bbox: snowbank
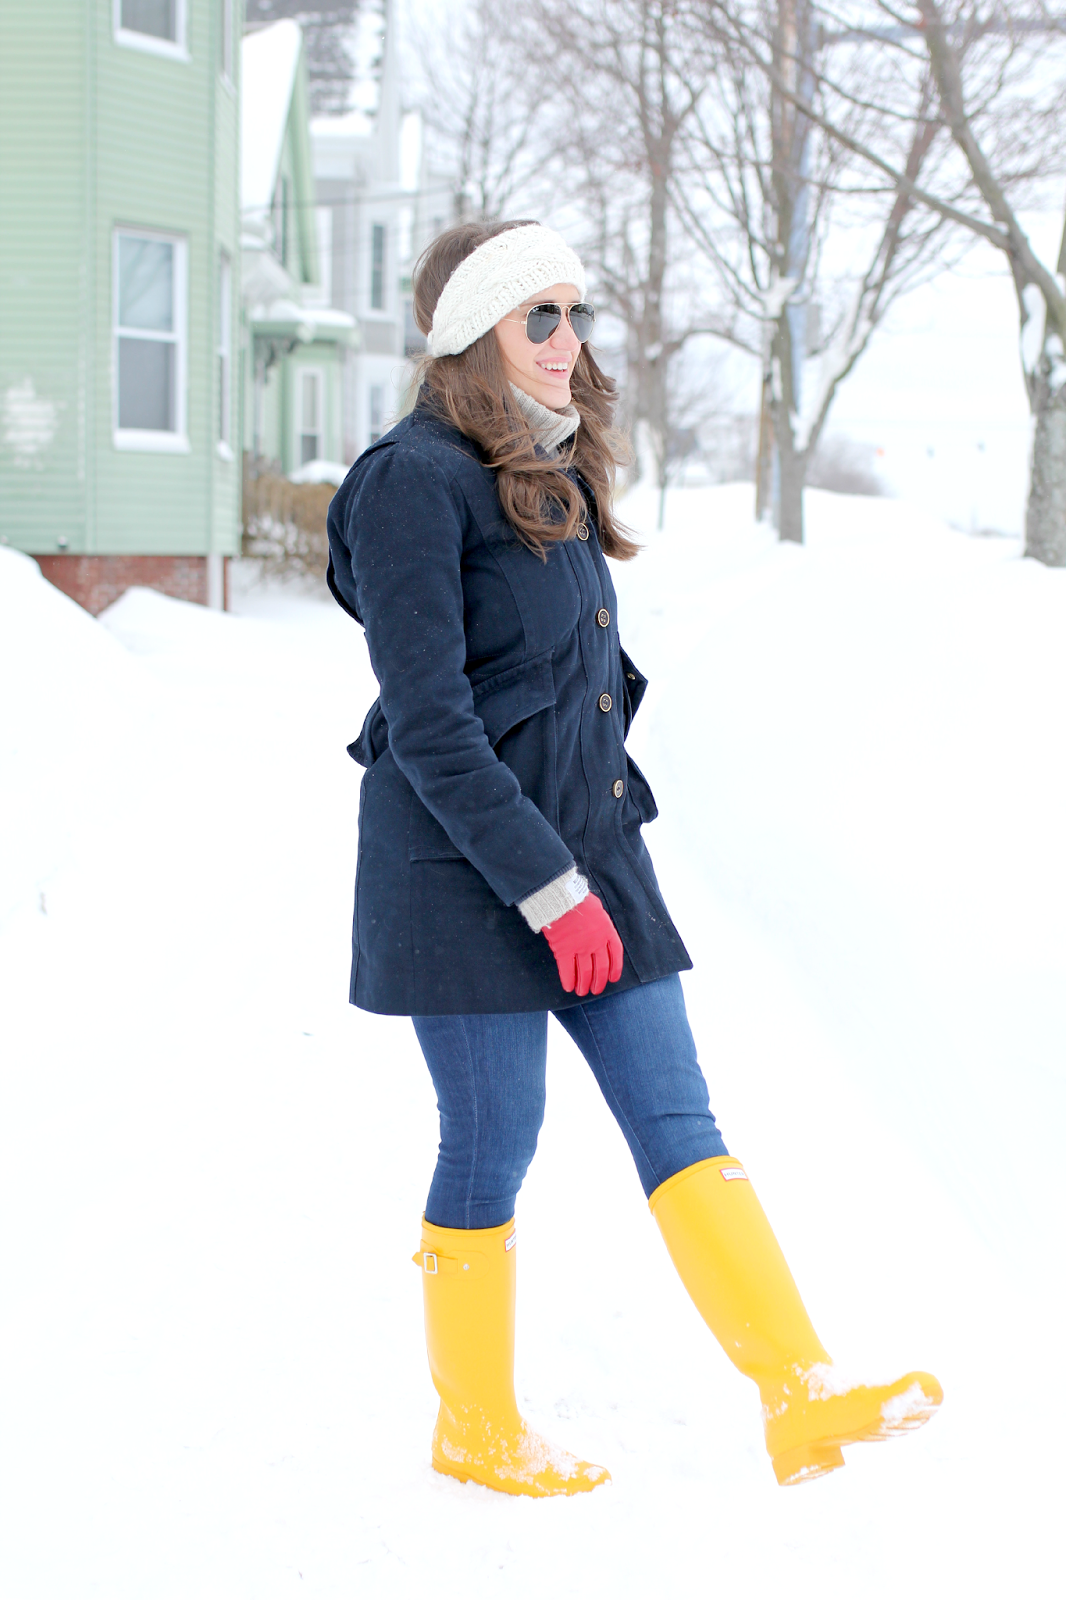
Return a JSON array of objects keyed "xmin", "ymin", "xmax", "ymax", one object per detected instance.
[
  {"xmin": 614, "ymin": 484, "xmax": 1066, "ymax": 1252},
  {"xmin": 287, "ymin": 458, "xmax": 350, "ymax": 487},
  {"xmin": 1, "ymin": 507, "xmax": 1063, "ymax": 1598},
  {"xmin": 0, "ymin": 548, "xmax": 152, "ymax": 923}
]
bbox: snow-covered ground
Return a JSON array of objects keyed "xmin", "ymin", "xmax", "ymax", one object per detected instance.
[{"xmin": 1, "ymin": 485, "xmax": 1063, "ymax": 1597}]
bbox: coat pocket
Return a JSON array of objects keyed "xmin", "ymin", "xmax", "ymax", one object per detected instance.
[
  {"xmin": 620, "ymin": 647, "xmax": 648, "ymax": 735},
  {"xmin": 348, "ymin": 697, "xmax": 389, "ymax": 768},
  {"xmin": 624, "ymin": 753, "xmax": 659, "ymax": 823},
  {"xmin": 470, "ymin": 651, "xmax": 556, "ymax": 746},
  {"xmin": 408, "ymin": 652, "xmax": 559, "ymax": 861}
]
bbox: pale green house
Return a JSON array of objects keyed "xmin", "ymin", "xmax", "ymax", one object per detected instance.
[
  {"xmin": 0, "ymin": 0, "xmax": 242, "ymax": 611},
  {"xmin": 241, "ymin": 20, "xmax": 356, "ymax": 480}
]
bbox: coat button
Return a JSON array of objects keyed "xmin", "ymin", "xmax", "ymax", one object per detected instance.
[
  {"xmin": 577, "ymin": 525, "xmax": 589, "ymax": 540},
  {"xmin": 613, "ymin": 779, "xmax": 625, "ymax": 798},
  {"xmin": 596, "ymin": 608, "xmax": 610, "ymax": 627},
  {"xmin": 598, "ymin": 692, "xmax": 613, "ymax": 712}
]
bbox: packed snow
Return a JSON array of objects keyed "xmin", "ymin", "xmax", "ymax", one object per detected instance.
[{"xmin": 1, "ymin": 484, "xmax": 1063, "ymax": 1597}]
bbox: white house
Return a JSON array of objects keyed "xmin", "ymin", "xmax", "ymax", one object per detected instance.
[{"xmin": 309, "ymin": 0, "xmax": 456, "ymax": 462}]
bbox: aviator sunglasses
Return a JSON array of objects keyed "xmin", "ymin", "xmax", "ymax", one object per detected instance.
[{"xmin": 504, "ymin": 301, "xmax": 597, "ymax": 344}]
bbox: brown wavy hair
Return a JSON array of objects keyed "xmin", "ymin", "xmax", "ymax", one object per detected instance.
[{"xmin": 411, "ymin": 221, "xmax": 638, "ymax": 561}]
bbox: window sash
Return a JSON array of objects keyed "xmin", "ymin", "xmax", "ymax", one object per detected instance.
[
  {"xmin": 369, "ymin": 383, "xmax": 384, "ymax": 443},
  {"xmin": 118, "ymin": 339, "xmax": 175, "ymax": 432},
  {"xmin": 122, "ymin": 0, "xmax": 176, "ymax": 41},
  {"xmin": 301, "ymin": 372, "xmax": 319, "ymax": 431},
  {"xmin": 297, "ymin": 369, "xmax": 323, "ymax": 466},
  {"xmin": 114, "ymin": 230, "xmax": 186, "ymax": 442},
  {"xmin": 118, "ymin": 235, "xmax": 174, "ymax": 332},
  {"xmin": 370, "ymin": 224, "xmax": 386, "ymax": 311},
  {"xmin": 115, "ymin": 0, "xmax": 186, "ymax": 54}
]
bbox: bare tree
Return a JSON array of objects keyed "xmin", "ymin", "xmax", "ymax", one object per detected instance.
[
  {"xmin": 911, "ymin": 0, "xmax": 1066, "ymax": 564},
  {"xmin": 408, "ymin": 0, "xmax": 543, "ymax": 223},
  {"xmin": 744, "ymin": 0, "xmax": 1066, "ymax": 563},
  {"xmin": 515, "ymin": 0, "xmax": 731, "ymax": 518},
  {"xmin": 675, "ymin": 0, "xmax": 964, "ymax": 542}
]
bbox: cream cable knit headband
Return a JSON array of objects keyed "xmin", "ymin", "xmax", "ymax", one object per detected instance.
[{"xmin": 428, "ymin": 224, "xmax": 587, "ymax": 358}]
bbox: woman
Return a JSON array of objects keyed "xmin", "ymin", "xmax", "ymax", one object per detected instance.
[{"xmin": 326, "ymin": 221, "xmax": 942, "ymax": 1496}]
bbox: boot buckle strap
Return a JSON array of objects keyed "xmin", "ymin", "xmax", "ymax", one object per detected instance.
[
  {"xmin": 412, "ymin": 1249, "xmax": 458, "ymax": 1275},
  {"xmin": 412, "ymin": 1248, "xmax": 486, "ymax": 1277}
]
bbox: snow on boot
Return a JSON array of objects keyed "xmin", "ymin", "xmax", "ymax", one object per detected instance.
[
  {"xmin": 413, "ymin": 1217, "xmax": 611, "ymax": 1498},
  {"xmin": 650, "ymin": 1156, "xmax": 943, "ymax": 1486},
  {"xmin": 761, "ymin": 1361, "xmax": 943, "ymax": 1485}
]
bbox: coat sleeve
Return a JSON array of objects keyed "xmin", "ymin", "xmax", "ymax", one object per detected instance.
[{"xmin": 340, "ymin": 443, "xmax": 575, "ymax": 907}]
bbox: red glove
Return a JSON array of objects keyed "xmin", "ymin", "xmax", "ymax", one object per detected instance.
[{"xmin": 542, "ymin": 894, "xmax": 624, "ymax": 998}]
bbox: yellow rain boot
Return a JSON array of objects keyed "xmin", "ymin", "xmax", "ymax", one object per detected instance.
[
  {"xmin": 413, "ymin": 1216, "xmax": 611, "ymax": 1498},
  {"xmin": 650, "ymin": 1157, "xmax": 943, "ymax": 1486}
]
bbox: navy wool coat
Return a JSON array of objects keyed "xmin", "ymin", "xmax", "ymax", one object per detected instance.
[{"xmin": 326, "ymin": 405, "xmax": 691, "ymax": 1015}]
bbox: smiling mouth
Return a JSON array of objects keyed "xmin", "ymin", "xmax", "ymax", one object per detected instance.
[{"xmin": 537, "ymin": 361, "xmax": 570, "ymax": 374}]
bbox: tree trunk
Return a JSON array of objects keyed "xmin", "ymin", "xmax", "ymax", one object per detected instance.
[
  {"xmin": 777, "ymin": 437, "xmax": 805, "ymax": 543},
  {"xmin": 637, "ymin": 130, "xmax": 671, "ymax": 494},
  {"xmin": 1025, "ymin": 381, "xmax": 1066, "ymax": 565},
  {"xmin": 754, "ymin": 367, "xmax": 774, "ymax": 521},
  {"xmin": 767, "ymin": 0, "xmax": 814, "ymax": 544},
  {"xmin": 768, "ymin": 305, "xmax": 805, "ymax": 542}
]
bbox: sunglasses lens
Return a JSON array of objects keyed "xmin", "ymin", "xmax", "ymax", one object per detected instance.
[
  {"xmin": 525, "ymin": 305, "xmax": 562, "ymax": 343},
  {"xmin": 569, "ymin": 304, "xmax": 596, "ymax": 342}
]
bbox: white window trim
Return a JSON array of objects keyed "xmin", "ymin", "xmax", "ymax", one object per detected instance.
[
  {"xmin": 114, "ymin": 0, "xmax": 189, "ymax": 63},
  {"xmin": 295, "ymin": 365, "xmax": 327, "ymax": 467},
  {"xmin": 113, "ymin": 227, "xmax": 189, "ymax": 453},
  {"xmin": 115, "ymin": 431, "xmax": 191, "ymax": 454}
]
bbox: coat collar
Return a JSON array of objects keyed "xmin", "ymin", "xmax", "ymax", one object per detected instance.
[{"xmin": 403, "ymin": 399, "xmax": 484, "ymax": 462}]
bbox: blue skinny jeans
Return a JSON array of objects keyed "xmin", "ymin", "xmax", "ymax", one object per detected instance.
[{"xmin": 413, "ymin": 973, "xmax": 728, "ymax": 1230}]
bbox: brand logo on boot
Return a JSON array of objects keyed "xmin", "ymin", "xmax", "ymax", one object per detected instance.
[
  {"xmin": 720, "ymin": 1167, "xmax": 748, "ymax": 1181},
  {"xmin": 504, "ymin": 1231, "xmax": 517, "ymax": 1251}
]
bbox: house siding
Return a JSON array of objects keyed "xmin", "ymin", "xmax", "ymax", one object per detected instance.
[
  {"xmin": 0, "ymin": 0, "xmax": 242, "ymax": 561},
  {"xmin": 0, "ymin": 1, "xmax": 93, "ymax": 551},
  {"xmin": 213, "ymin": 39, "xmax": 241, "ymax": 546}
]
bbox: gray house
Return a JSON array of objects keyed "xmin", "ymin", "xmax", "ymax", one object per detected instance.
[{"xmin": 309, "ymin": 0, "xmax": 455, "ymax": 462}]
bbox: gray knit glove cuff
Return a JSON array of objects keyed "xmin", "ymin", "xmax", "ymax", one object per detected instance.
[{"xmin": 517, "ymin": 866, "xmax": 589, "ymax": 933}]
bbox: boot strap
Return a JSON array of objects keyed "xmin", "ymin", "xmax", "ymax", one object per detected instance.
[{"xmin": 412, "ymin": 1248, "xmax": 488, "ymax": 1278}]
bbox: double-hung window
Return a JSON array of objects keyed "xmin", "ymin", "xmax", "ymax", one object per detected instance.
[
  {"xmin": 298, "ymin": 370, "xmax": 323, "ymax": 466},
  {"xmin": 114, "ymin": 230, "xmax": 188, "ymax": 451},
  {"xmin": 370, "ymin": 224, "xmax": 386, "ymax": 311},
  {"xmin": 115, "ymin": 0, "xmax": 188, "ymax": 60}
]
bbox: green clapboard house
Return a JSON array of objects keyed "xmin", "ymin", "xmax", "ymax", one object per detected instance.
[
  {"xmin": 0, "ymin": 1, "xmax": 243, "ymax": 612},
  {"xmin": 241, "ymin": 19, "xmax": 356, "ymax": 483}
]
